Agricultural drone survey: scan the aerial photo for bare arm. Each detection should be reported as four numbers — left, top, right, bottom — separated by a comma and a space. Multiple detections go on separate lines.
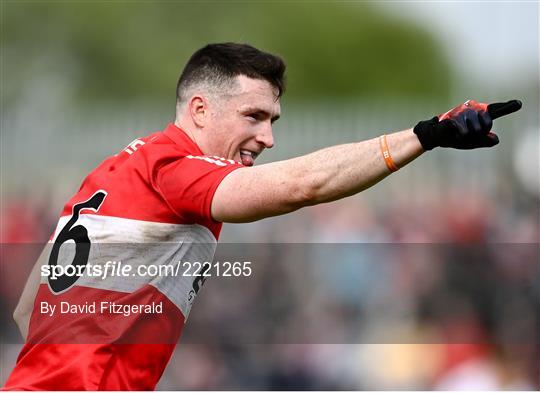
212, 129, 423, 223
13, 245, 49, 340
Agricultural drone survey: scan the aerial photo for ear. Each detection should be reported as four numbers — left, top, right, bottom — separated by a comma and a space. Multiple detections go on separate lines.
189, 95, 208, 128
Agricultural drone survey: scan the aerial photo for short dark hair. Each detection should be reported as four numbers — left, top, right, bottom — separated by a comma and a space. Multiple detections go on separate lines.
176, 43, 286, 104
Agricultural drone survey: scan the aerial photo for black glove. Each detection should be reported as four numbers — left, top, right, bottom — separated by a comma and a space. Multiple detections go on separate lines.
413, 99, 522, 150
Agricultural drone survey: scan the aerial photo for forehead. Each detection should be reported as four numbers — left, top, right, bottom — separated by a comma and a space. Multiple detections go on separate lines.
228, 75, 281, 115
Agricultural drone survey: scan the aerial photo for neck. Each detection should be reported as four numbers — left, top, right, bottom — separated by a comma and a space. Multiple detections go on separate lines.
174, 118, 197, 143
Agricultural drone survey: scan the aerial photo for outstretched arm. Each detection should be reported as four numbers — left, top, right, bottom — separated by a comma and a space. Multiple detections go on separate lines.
212, 99, 522, 223
212, 129, 421, 223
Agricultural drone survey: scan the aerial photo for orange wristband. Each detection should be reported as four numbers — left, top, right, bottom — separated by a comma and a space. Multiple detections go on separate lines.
379, 134, 399, 172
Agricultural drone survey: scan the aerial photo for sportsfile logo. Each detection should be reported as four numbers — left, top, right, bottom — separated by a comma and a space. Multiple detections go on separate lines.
42, 260, 132, 281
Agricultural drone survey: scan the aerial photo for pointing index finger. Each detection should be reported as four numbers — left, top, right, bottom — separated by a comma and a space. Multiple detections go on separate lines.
487, 99, 523, 120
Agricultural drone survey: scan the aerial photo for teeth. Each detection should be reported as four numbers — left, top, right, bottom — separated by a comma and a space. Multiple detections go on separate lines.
240, 150, 258, 160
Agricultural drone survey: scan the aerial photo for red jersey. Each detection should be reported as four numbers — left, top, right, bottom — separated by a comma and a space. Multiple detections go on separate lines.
3, 124, 243, 390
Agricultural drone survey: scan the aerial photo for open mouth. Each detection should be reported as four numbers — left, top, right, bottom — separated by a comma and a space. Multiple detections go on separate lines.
239, 150, 259, 167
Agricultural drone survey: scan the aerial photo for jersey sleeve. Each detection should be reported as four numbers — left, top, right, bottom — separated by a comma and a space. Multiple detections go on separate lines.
156, 155, 243, 222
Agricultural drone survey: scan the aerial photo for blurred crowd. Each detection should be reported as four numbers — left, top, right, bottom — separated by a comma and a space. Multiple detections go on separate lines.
1, 186, 539, 389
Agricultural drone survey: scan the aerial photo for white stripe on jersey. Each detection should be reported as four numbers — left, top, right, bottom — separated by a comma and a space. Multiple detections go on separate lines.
185, 155, 227, 166
211, 156, 237, 165
46, 214, 217, 318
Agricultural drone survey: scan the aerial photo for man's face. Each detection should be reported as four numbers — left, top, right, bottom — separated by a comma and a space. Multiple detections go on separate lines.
203, 75, 281, 167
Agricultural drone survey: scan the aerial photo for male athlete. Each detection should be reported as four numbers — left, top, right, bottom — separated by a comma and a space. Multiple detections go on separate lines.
3, 43, 522, 390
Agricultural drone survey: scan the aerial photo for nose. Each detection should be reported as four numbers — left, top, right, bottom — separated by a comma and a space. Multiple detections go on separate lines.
256, 123, 274, 149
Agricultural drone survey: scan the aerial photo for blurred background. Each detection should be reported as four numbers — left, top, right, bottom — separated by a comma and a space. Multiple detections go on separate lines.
1, 1, 539, 389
